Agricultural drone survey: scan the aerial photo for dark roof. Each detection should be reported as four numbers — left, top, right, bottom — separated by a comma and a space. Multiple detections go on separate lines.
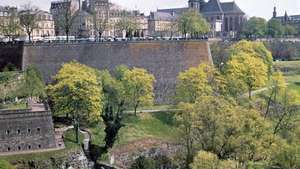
201, 0, 223, 14
149, 11, 178, 21
220, 2, 245, 14
157, 7, 189, 15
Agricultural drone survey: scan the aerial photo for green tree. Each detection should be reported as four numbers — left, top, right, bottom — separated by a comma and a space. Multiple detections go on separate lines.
116, 17, 137, 38
283, 24, 297, 37
190, 151, 219, 169
130, 156, 156, 169
229, 40, 273, 75
0, 160, 15, 169
271, 143, 300, 169
0, 10, 20, 41
267, 19, 284, 38
22, 66, 45, 98
123, 68, 155, 115
19, 4, 38, 42
226, 53, 268, 99
242, 17, 267, 39
178, 9, 210, 38
176, 64, 213, 103
47, 61, 103, 143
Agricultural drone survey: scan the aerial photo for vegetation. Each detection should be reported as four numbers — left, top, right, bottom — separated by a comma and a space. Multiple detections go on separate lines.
19, 3, 37, 42
116, 17, 138, 38
47, 61, 104, 143
242, 17, 267, 39
178, 9, 210, 38
0, 10, 20, 41
0, 160, 15, 169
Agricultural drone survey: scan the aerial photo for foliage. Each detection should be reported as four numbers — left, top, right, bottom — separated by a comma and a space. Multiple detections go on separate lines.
242, 17, 267, 39
229, 40, 273, 74
178, 9, 210, 38
123, 68, 155, 115
57, 4, 76, 41
176, 64, 213, 103
0, 160, 15, 169
190, 151, 219, 169
47, 61, 103, 124
116, 17, 138, 38
91, 10, 108, 40
19, 4, 38, 42
129, 156, 156, 169
226, 53, 268, 99
271, 143, 300, 169
0, 11, 20, 41
22, 66, 45, 98
283, 24, 297, 37
267, 19, 284, 38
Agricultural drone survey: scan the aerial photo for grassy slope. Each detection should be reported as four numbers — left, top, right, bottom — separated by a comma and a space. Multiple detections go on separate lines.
90, 111, 180, 147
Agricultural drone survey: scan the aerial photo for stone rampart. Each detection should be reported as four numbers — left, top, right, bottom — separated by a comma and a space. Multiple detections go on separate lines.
21, 40, 212, 103
0, 109, 56, 153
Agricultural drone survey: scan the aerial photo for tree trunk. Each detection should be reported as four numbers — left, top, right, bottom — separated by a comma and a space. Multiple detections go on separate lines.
248, 88, 252, 100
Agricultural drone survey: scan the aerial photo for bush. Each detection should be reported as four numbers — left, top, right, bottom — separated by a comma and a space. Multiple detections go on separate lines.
0, 160, 15, 169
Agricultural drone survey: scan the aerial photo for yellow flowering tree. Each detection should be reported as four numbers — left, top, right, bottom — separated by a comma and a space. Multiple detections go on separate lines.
226, 53, 268, 99
123, 67, 155, 115
47, 61, 103, 143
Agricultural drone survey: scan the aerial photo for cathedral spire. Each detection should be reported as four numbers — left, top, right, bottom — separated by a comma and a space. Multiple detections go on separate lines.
273, 6, 277, 18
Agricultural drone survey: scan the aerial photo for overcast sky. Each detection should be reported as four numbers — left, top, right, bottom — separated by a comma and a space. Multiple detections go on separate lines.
1, 0, 299, 19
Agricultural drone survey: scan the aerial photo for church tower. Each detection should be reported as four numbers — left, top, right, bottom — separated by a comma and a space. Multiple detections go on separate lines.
273, 6, 277, 18
188, 0, 200, 10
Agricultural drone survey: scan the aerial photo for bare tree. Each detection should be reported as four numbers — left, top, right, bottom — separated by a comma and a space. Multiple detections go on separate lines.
57, 4, 76, 42
91, 10, 109, 41
116, 17, 137, 38
19, 3, 38, 42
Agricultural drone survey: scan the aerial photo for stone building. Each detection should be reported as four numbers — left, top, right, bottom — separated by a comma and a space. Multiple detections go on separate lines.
148, 11, 179, 37
272, 6, 300, 31
50, 0, 80, 36
19, 10, 55, 39
0, 6, 20, 38
70, 10, 95, 38
0, 108, 57, 153
151, 0, 246, 37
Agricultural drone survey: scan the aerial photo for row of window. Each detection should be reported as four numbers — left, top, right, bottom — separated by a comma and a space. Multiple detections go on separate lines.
7, 144, 42, 152
5, 128, 41, 135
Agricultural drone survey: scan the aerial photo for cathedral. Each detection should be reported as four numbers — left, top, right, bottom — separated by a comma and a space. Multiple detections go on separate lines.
156, 0, 246, 36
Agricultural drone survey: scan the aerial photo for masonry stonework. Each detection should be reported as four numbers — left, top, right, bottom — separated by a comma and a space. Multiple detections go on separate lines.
0, 109, 56, 153
21, 41, 212, 103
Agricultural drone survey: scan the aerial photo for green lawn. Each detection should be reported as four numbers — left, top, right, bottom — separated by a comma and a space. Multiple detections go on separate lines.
0, 102, 27, 110
90, 111, 180, 147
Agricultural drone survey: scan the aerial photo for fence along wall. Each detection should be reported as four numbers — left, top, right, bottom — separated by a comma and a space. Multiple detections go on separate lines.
22, 40, 213, 103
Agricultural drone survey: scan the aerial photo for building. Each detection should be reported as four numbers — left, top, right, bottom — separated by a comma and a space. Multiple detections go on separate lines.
0, 6, 20, 38
272, 6, 300, 31
148, 12, 179, 37
70, 10, 95, 38
150, 0, 246, 37
50, 0, 80, 36
0, 107, 57, 153
19, 10, 55, 39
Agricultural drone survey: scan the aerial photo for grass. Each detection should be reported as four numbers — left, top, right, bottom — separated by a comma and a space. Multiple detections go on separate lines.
0, 102, 27, 110
90, 111, 180, 147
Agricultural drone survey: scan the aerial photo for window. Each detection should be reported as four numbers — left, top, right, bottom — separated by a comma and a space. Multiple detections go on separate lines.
28, 145, 31, 150
37, 128, 41, 132
28, 129, 31, 133
18, 146, 21, 150
6, 130, 10, 135
38, 145, 41, 148
17, 129, 21, 134
7, 147, 10, 151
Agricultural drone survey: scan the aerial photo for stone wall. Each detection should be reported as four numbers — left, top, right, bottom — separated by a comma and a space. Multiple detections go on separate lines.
0, 109, 56, 153
0, 43, 23, 70
21, 41, 212, 103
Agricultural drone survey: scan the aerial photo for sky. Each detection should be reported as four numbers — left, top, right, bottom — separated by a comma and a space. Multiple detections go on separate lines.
1, 0, 299, 19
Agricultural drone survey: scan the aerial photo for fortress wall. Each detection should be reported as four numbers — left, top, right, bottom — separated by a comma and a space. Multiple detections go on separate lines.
0, 43, 23, 70
0, 109, 56, 153
22, 40, 212, 103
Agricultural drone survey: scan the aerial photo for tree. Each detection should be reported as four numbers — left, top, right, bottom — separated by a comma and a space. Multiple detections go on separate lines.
283, 24, 297, 37
0, 10, 20, 41
190, 151, 219, 169
226, 53, 268, 99
176, 64, 213, 103
22, 66, 45, 99
91, 10, 109, 41
19, 3, 38, 42
116, 17, 137, 38
178, 9, 210, 38
129, 156, 156, 169
176, 103, 196, 168
229, 40, 273, 75
242, 17, 267, 39
47, 61, 103, 143
123, 68, 155, 115
58, 5, 75, 42
267, 19, 284, 38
